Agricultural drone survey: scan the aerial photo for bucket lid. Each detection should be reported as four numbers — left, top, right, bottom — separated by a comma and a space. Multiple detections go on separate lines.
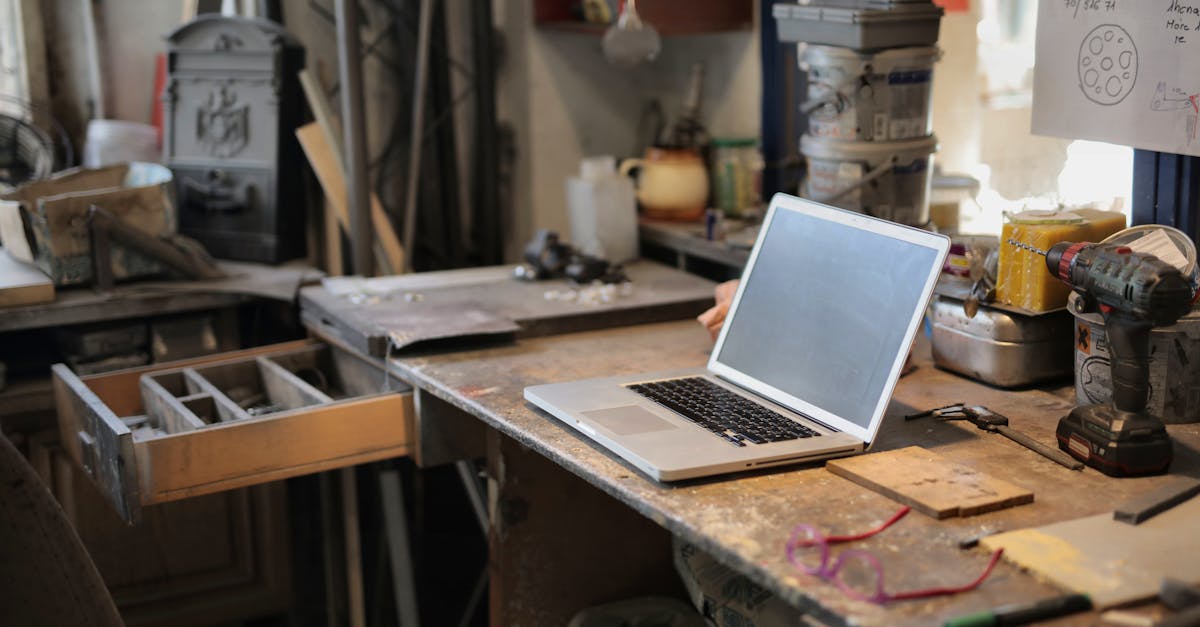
777, 4, 945, 24
1101, 224, 1197, 277
801, 134, 938, 161
803, 44, 941, 66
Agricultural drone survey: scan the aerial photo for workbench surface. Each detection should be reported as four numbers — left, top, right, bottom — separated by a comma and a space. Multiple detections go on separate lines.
0, 261, 321, 332
390, 319, 1200, 626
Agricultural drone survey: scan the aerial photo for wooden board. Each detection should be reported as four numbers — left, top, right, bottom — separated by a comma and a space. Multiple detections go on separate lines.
826, 446, 1035, 519
296, 122, 404, 275
982, 496, 1200, 608
0, 247, 53, 307
299, 261, 716, 356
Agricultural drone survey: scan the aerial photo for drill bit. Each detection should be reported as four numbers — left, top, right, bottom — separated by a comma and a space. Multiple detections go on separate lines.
1006, 238, 1048, 256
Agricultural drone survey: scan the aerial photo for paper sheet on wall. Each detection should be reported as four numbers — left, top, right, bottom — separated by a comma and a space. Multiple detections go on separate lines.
1032, 0, 1200, 156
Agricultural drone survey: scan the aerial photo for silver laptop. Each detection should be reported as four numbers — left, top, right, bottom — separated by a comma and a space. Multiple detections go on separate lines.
524, 193, 950, 481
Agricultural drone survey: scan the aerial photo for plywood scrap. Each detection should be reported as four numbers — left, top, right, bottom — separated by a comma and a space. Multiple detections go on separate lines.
826, 446, 1034, 519
297, 68, 405, 276
981, 496, 1200, 609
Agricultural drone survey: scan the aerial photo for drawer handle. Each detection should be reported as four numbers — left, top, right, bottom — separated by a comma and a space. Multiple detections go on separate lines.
77, 431, 97, 478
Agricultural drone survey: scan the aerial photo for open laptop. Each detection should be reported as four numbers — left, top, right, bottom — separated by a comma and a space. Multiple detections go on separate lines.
524, 193, 950, 481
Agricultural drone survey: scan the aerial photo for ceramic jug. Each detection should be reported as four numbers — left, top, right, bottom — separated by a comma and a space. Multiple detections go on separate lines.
619, 147, 709, 220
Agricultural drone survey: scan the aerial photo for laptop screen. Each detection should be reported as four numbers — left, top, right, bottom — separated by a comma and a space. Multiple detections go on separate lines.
711, 196, 945, 439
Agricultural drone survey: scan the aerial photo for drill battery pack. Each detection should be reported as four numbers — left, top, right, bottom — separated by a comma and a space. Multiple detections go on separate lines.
1056, 405, 1173, 478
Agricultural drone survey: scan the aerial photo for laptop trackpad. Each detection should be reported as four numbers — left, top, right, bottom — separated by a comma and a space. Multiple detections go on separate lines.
582, 406, 678, 436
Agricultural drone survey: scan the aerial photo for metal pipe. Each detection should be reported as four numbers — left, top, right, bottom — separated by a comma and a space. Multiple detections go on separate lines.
336, 0, 373, 275
402, 0, 435, 273
80, 0, 105, 120
339, 467, 366, 627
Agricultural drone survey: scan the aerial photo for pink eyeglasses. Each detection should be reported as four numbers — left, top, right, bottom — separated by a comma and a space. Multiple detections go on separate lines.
785, 506, 1004, 604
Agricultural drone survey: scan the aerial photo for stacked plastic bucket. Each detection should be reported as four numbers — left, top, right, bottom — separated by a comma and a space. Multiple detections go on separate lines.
774, 0, 944, 227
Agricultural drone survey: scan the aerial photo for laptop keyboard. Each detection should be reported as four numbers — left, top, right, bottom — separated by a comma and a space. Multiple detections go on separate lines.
626, 377, 820, 447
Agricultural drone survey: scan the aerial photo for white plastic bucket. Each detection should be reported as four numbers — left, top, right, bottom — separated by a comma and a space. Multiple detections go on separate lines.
801, 133, 936, 226
802, 45, 940, 142
1071, 292, 1200, 424
83, 120, 160, 167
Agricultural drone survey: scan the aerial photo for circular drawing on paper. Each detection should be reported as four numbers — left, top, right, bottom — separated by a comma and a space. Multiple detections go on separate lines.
1078, 24, 1137, 106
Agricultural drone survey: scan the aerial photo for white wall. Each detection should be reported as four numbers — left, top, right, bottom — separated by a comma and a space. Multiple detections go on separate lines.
96, 1, 184, 123
929, 6, 982, 175
44, 0, 764, 263
497, 1, 761, 259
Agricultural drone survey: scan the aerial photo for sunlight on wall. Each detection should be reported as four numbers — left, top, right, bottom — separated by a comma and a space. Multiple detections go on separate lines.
955, 0, 1133, 235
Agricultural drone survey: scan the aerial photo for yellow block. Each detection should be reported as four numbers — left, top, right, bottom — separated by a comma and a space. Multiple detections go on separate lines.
997, 209, 1127, 312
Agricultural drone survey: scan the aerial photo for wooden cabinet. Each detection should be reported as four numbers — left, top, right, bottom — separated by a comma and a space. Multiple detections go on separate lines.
24, 432, 290, 627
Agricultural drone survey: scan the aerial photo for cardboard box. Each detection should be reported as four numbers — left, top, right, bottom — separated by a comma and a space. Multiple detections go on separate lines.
0, 163, 176, 286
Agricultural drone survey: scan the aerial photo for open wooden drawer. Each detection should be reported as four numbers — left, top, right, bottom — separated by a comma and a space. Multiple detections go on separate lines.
52, 340, 413, 523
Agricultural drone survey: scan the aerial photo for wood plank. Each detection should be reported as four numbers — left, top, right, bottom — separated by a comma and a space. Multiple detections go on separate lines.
17, 0, 50, 127
323, 199, 343, 276
135, 393, 413, 503
298, 69, 345, 171
297, 71, 406, 274
982, 496, 1200, 608
0, 248, 53, 307
825, 446, 1035, 519
295, 124, 404, 276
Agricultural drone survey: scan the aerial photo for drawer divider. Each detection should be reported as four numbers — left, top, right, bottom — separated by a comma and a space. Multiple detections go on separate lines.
257, 356, 335, 409
182, 367, 253, 423
141, 375, 208, 433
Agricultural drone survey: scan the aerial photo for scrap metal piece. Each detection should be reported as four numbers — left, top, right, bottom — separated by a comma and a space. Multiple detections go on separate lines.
1114, 478, 1200, 525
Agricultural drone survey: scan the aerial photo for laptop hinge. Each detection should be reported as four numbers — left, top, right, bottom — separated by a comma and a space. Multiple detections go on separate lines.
714, 374, 841, 433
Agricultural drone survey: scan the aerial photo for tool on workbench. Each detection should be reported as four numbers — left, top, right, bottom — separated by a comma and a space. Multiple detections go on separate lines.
513, 229, 628, 284
87, 204, 226, 291
905, 404, 1083, 470
1157, 578, 1200, 627
943, 592, 1092, 627
1011, 238, 1194, 476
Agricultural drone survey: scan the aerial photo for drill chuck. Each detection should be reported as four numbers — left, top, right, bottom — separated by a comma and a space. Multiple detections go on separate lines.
1045, 241, 1193, 326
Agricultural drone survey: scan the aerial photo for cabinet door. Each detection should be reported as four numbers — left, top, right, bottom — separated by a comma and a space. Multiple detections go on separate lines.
27, 433, 291, 627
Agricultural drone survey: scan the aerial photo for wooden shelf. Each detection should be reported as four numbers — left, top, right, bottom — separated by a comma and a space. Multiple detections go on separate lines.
534, 0, 753, 36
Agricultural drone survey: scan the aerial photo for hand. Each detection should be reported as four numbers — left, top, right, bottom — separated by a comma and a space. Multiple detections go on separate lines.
697, 280, 740, 342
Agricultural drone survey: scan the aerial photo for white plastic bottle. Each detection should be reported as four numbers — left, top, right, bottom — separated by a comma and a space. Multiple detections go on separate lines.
566, 156, 639, 263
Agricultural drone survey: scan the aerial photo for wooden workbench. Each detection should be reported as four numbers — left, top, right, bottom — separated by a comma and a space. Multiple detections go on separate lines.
388, 319, 1200, 626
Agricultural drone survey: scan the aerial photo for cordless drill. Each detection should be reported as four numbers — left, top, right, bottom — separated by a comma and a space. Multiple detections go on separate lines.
1042, 241, 1194, 477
